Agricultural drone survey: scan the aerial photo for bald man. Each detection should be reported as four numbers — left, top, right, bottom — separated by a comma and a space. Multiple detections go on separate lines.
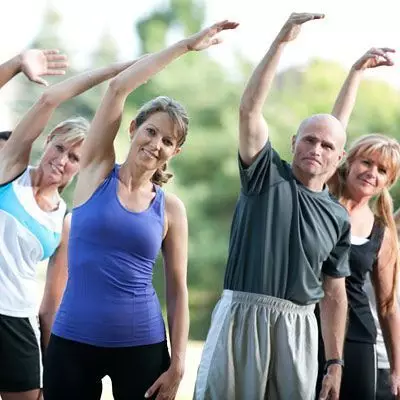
194, 13, 350, 400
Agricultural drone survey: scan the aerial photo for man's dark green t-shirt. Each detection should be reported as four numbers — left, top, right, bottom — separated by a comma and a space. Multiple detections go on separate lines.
223, 141, 351, 305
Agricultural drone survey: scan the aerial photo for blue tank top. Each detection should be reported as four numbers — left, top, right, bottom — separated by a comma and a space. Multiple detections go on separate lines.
52, 165, 166, 347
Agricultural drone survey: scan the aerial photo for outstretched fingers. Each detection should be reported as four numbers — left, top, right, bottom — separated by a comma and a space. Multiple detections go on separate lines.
206, 20, 239, 47
291, 12, 325, 24
209, 20, 239, 36
369, 47, 395, 66
44, 52, 68, 74
46, 53, 68, 62
381, 47, 396, 53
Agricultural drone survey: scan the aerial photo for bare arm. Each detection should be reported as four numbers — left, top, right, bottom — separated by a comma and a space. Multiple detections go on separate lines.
372, 227, 400, 395
319, 275, 348, 400
74, 20, 238, 207
239, 12, 324, 165
0, 48, 67, 89
145, 194, 189, 399
0, 59, 136, 184
38, 213, 71, 353
332, 47, 394, 128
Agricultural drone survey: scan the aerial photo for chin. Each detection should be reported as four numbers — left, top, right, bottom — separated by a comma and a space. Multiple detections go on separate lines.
301, 166, 320, 176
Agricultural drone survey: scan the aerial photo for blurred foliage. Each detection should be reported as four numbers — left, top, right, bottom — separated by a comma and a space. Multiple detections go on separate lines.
14, 0, 400, 340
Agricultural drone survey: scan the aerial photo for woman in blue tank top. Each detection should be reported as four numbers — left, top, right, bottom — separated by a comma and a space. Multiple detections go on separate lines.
43, 20, 239, 400
316, 48, 400, 399
0, 49, 140, 399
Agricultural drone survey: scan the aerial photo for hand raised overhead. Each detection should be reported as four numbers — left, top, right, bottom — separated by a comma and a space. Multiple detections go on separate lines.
185, 20, 239, 52
277, 12, 324, 43
20, 49, 68, 86
353, 47, 395, 71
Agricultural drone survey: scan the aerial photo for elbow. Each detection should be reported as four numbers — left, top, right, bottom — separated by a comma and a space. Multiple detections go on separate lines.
322, 284, 348, 308
171, 285, 189, 301
239, 100, 255, 119
37, 91, 61, 110
239, 98, 263, 122
379, 303, 398, 320
38, 307, 51, 321
167, 284, 188, 308
108, 76, 128, 97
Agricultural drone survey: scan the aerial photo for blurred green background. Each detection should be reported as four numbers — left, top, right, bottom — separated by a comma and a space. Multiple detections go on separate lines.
11, 0, 400, 342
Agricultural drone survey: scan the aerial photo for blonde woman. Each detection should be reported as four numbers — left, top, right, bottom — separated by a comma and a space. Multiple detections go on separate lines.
317, 48, 400, 400
0, 57, 141, 400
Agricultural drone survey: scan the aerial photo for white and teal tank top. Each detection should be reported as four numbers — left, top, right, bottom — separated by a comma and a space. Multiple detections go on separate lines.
0, 167, 66, 317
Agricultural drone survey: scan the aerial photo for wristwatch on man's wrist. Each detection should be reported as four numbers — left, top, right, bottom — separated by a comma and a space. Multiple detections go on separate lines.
324, 358, 344, 373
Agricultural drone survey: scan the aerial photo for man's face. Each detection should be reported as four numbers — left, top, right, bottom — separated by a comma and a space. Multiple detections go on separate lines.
292, 119, 345, 181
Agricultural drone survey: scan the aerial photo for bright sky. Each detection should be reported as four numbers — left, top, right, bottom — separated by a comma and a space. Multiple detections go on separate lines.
1, 0, 400, 125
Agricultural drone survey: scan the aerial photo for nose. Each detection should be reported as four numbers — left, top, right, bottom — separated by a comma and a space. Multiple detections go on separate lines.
150, 135, 162, 150
56, 152, 69, 166
365, 165, 378, 178
310, 143, 322, 156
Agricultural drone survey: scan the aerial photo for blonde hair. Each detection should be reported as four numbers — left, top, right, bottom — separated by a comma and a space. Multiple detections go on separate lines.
330, 134, 400, 309
48, 116, 89, 145
134, 96, 189, 186
45, 117, 89, 192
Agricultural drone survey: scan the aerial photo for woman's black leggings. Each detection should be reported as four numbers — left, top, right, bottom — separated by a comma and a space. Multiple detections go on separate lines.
43, 334, 170, 400
317, 340, 376, 400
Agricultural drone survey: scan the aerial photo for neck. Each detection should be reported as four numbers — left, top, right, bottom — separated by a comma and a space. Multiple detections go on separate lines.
292, 165, 325, 192
341, 187, 372, 213
30, 167, 61, 199
119, 160, 155, 191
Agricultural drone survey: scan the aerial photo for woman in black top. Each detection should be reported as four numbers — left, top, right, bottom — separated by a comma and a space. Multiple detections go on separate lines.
316, 48, 400, 400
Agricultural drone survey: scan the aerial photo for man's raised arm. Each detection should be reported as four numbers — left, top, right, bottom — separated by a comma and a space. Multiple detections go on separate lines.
239, 12, 324, 165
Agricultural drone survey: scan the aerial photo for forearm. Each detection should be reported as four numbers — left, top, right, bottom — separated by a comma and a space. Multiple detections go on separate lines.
380, 311, 400, 374
240, 40, 286, 115
331, 67, 363, 128
5, 60, 134, 154
45, 60, 135, 106
38, 310, 56, 353
167, 288, 189, 374
319, 287, 348, 359
111, 40, 189, 96
0, 54, 22, 89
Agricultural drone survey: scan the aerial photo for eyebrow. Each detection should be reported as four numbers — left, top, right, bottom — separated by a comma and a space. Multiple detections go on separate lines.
303, 134, 336, 147
147, 123, 178, 141
147, 123, 160, 133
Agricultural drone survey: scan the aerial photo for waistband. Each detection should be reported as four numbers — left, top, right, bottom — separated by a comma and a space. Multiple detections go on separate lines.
222, 289, 315, 314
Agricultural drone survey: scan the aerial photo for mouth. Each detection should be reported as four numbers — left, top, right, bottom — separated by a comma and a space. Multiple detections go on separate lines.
142, 148, 158, 159
359, 178, 375, 187
303, 157, 321, 165
50, 164, 63, 175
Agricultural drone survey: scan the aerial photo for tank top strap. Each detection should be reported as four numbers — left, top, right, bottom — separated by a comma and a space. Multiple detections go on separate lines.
150, 185, 165, 222
370, 217, 385, 262
96, 164, 119, 195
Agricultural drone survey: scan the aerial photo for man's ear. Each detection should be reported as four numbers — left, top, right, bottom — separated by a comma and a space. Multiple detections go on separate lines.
338, 149, 346, 162
173, 147, 182, 157
291, 135, 297, 153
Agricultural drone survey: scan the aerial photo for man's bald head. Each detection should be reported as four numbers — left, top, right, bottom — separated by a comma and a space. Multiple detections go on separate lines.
296, 114, 346, 150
